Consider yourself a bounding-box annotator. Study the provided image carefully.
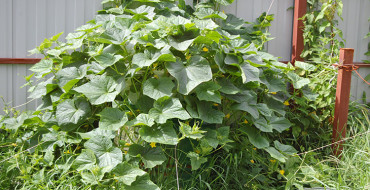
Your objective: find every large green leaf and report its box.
[187,152,207,170]
[143,77,175,100]
[98,107,128,131]
[168,36,195,51]
[74,75,123,105]
[124,175,160,190]
[73,149,96,171]
[232,102,259,119]
[274,141,298,155]
[287,72,310,89]
[56,98,91,130]
[78,128,116,139]
[194,81,221,104]
[295,61,316,71]
[132,46,175,68]
[194,8,227,20]
[264,147,287,162]
[94,53,123,69]
[84,136,123,169]
[217,78,240,94]
[254,117,273,133]
[239,126,269,149]
[112,162,147,186]
[127,114,155,127]
[197,101,224,124]
[148,96,190,124]
[269,117,292,133]
[128,144,166,168]
[139,122,179,145]
[240,62,261,83]
[55,65,87,91]
[29,59,53,78]
[166,56,212,95]
[215,0,234,5]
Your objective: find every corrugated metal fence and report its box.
[0,0,369,113]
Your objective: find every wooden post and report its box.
[291,0,307,65]
[332,48,354,156]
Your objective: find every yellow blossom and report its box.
[153,63,158,68]
[136,109,140,113]
[76,146,81,150]
[124,151,127,154]
[195,149,201,154]
[225,113,231,119]
[250,160,255,164]
[154,75,159,79]
[283,101,290,106]
[185,121,190,125]
[125,143,131,146]
[64,150,71,154]
[213,103,219,106]
[270,159,276,163]
[253,148,256,150]
[150,142,156,148]
[302,131,308,136]
[202,47,209,52]
[11,143,17,147]
[186,55,191,60]
[270,92,277,95]
[243,120,248,124]
[222,10,225,14]
[279,170,285,175]
[84,124,89,128]
[128,111,133,116]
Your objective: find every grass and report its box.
[286,104,370,189]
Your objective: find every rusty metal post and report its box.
[332,48,354,156]
[291,0,307,65]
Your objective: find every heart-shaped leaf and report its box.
[98,107,128,131]
[139,122,179,145]
[166,56,212,95]
[143,77,175,100]
[149,97,190,124]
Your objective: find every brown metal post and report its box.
[332,48,354,156]
[291,0,307,65]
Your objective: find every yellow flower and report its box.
[64,150,71,154]
[222,10,225,14]
[302,131,308,136]
[124,150,127,154]
[185,121,190,125]
[250,160,255,164]
[195,149,201,154]
[186,55,191,60]
[270,159,276,163]
[153,63,158,68]
[150,142,156,148]
[11,143,17,147]
[279,170,285,175]
[202,47,209,52]
[154,75,159,79]
[283,101,290,106]
[243,120,248,124]
[128,111,133,116]
[253,148,256,150]
[270,92,277,95]
[213,103,219,106]
[84,124,89,128]
[125,143,131,146]
[225,113,231,119]
[76,146,81,150]
[136,109,140,113]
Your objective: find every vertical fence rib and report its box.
[332,48,354,156]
